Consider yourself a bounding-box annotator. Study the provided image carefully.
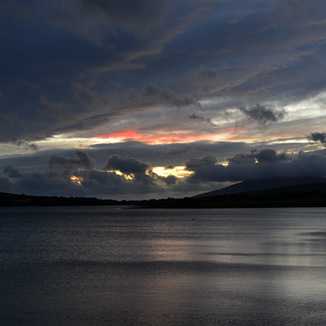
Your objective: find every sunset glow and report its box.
[71,176,83,185]
[106,170,135,180]
[152,166,193,178]
[97,129,239,145]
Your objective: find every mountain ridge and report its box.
[193,176,326,198]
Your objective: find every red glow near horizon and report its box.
[101,131,139,139]
[97,129,237,145]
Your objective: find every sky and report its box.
[1,0,326,199]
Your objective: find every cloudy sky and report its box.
[1,0,326,199]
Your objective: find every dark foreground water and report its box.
[1,207,326,325]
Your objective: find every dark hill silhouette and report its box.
[140,177,326,208]
[0,192,119,206]
[193,176,326,198]
[2,176,326,208]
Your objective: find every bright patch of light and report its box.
[267,138,309,145]
[106,170,134,180]
[284,91,326,120]
[152,166,193,178]
[71,176,83,185]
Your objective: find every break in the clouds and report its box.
[1,0,326,198]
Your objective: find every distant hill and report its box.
[0,192,120,206]
[140,180,326,208]
[2,176,326,208]
[194,176,326,198]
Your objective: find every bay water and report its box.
[1,206,326,325]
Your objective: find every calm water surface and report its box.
[1,206,326,325]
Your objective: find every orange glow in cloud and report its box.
[71,176,83,185]
[97,129,238,145]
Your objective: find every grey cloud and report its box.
[88,140,251,167]
[309,132,326,145]
[3,166,23,179]
[0,177,14,193]
[227,153,256,165]
[127,85,198,108]
[196,66,218,81]
[185,155,217,171]
[2,146,326,199]
[0,165,159,198]
[186,149,326,184]
[0,170,82,197]
[254,149,288,163]
[49,150,95,170]
[239,104,285,128]
[79,0,169,31]
[18,172,83,196]
[0,1,207,142]
[0,140,250,175]
[146,169,177,186]
[14,139,39,151]
[228,149,288,165]
[46,0,170,34]
[189,114,214,125]
[74,169,123,187]
[103,154,149,175]
[39,96,73,120]
[0,0,29,21]
[163,175,177,185]
[2,0,324,144]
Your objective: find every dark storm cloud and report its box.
[0,0,29,21]
[0,169,83,197]
[309,132,326,145]
[196,67,218,81]
[0,161,158,198]
[254,149,288,163]
[185,149,326,184]
[49,150,95,170]
[79,0,169,30]
[228,149,289,165]
[103,154,149,175]
[0,140,251,174]
[0,0,210,141]
[89,140,251,168]
[3,166,23,179]
[239,104,285,128]
[126,85,199,108]
[45,0,171,37]
[1,0,326,143]
[1,146,326,199]
[1,0,326,201]
[185,155,217,171]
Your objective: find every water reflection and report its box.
[2,207,326,325]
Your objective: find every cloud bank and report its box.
[0,147,326,199]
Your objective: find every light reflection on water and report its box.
[1,207,326,325]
